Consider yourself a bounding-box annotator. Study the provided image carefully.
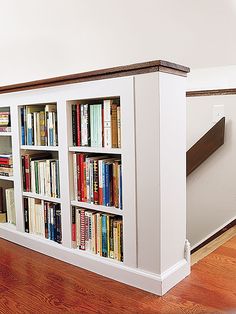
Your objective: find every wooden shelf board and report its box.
[21,145,59,151]
[69,146,122,154]
[23,192,61,203]
[71,200,123,216]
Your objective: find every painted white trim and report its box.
[0,225,190,296]
[191,215,236,250]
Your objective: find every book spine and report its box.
[24,198,29,233]
[97,105,102,147]
[39,111,45,146]
[56,206,61,244]
[76,208,81,248]
[72,104,77,146]
[21,108,25,145]
[44,202,48,239]
[93,160,99,205]
[85,211,89,251]
[76,154,81,201]
[76,104,81,146]
[117,106,121,148]
[119,165,122,209]
[96,213,101,255]
[80,209,85,250]
[73,154,78,200]
[102,214,107,257]
[24,155,30,192]
[90,105,94,147]
[89,160,94,203]
[111,104,118,148]
[103,100,112,148]
[98,160,103,205]
[27,113,33,145]
[72,206,76,247]
[109,217,114,259]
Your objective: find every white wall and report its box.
[1,0,236,85]
[187,95,236,248]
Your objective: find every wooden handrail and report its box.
[187,117,225,176]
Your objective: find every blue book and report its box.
[49,128,54,146]
[105,163,110,206]
[47,205,51,240]
[21,108,25,145]
[102,214,107,257]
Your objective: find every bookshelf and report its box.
[0,60,190,295]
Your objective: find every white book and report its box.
[104,100,112,148]
[117,106,121,148]
[6,188,15,224]
[33,112,38,146]
[45,160,51,197]
[96,104,102,147]
[81,104,89,146]
[30,161,35,193]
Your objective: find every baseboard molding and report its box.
[191,216,236,254]
[0,224,190,296]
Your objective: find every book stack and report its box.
[0,111,10,131]
[24,198,61,243]
[72,207,123,261]
[73,153,122,208]
[22,153,60,198]
[72,99,121,148]
[0,154,13,177]
[21,104,58,146]
[6,187,15,224]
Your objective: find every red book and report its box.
[80,209,85,250]
[93,160,99,205]
[80,154,85,202]
[24,155,30,192]
[71,207,76,242]
[76,154,81,201]
[76,104,81,146]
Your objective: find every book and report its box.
[104,100,112,148]
[5,188,15,225]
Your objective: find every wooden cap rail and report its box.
[0,60,190,94]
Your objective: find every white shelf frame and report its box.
[71,200,123,216]
[21,145,59,151]
[22,192,61,203]
[0,175,14,181]
[0,132,12,137]
[69,146,122,154]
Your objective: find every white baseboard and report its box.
[0,225,190,296]
[191,215,236,251]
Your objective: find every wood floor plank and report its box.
[0,236,236,313]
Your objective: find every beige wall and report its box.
[187,95,236,247]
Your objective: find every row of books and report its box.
[72,207,123,261]
[22,153,60,198]
[21,104,58,146]
[73,153,122,208]
[0,154,13,177]
[72,100,121,148]
[24,197,62,243]
[0,187,15,224]
[0,111,10,127]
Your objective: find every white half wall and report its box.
[187,94,236,247]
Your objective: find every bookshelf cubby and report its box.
[0,60,190,295]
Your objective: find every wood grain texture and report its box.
[191,225,236,265]
[187,88,236,97]
[187,117,225,176]
[0,60,190,95]
[0,236,236,313]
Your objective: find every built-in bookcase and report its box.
[0,106,15,226]
[0,61,190,295]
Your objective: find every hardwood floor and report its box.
[0,236,236,313]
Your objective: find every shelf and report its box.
[21,145,59,151]
[23,192,61,203]
[0,175,14,181]
[71,200,123,216]
[69,146,122,154]
[0,132,12,136]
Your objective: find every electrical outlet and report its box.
[213,105,224,123]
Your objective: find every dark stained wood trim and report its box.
[191,219,236,254]
[187,88,236,97]
[0,60,190,94]
[186,117,225,176]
